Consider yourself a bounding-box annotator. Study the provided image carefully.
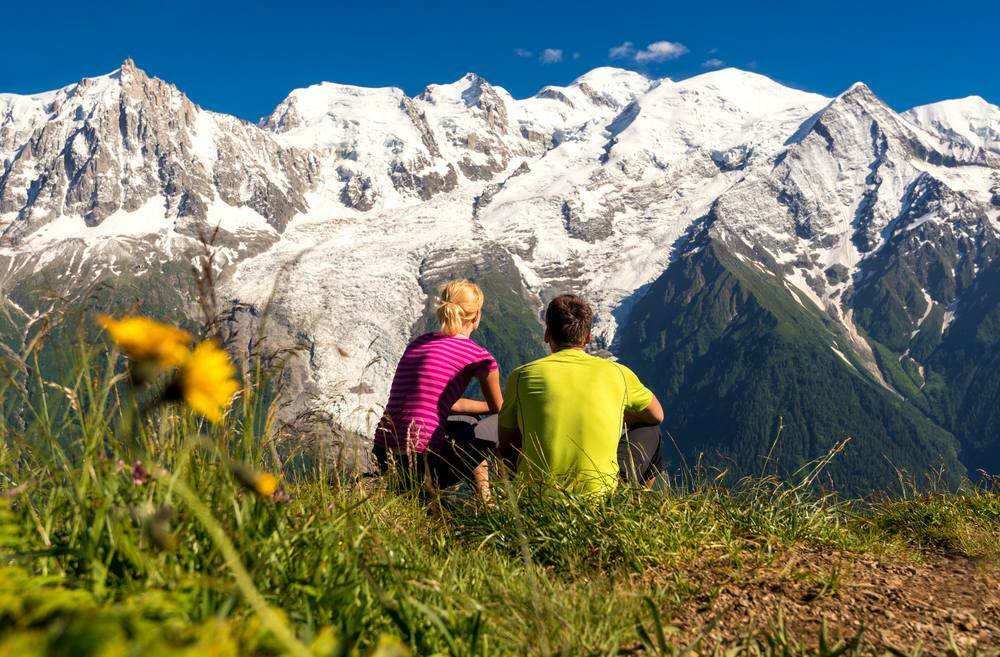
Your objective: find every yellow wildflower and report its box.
[96,315,193,369]
[253,473,279,497]
[230,462,279,498]
[178,341,239,423]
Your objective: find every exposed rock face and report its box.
[399,97,442,158]
[340,173,378,210]
[472,161,531,217]
[561,199,616,243]
[389,161,458,201]
[711,144,753,171]
[0,60,313,243]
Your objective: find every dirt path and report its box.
[665,549,1000,653]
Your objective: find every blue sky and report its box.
[2,0,997,121]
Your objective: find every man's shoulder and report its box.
[510,355,549,376]
[573,356,646,390]
[514,351,624,375]
[609,360,639,377]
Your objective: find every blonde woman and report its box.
[374,280,503,501]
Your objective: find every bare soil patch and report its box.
[666,549,1000,653]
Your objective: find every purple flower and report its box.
[131,461,149,486]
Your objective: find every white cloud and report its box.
[634,41,688,63]
[708,47,719,55]
[572,51,581,60]
[702,58,725,68]
[539,48,563,63]
[513,48,533,58]
[609,41,635,59]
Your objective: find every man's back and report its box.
[498,349,653,494]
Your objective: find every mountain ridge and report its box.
[2,60,999,489]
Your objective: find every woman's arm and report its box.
[450,398,490,414]
[449,369,504,415]
[478,369,503,414]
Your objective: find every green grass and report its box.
[0,312,997,656]
[868,490,1000,561]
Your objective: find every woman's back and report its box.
[375,332,497,452]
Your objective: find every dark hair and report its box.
[545,294,593,347]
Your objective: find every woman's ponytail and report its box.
[436,301,465,336]
[434,280,484,336]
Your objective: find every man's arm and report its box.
[624,393,664,427]
[498,424,523,473]
[498,424,522,452]
[496,369,522,473]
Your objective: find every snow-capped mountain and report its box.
[2,61,999,488]
[905,95,1000,155]
[0,60,314,244]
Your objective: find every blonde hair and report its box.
[434,279,484,336]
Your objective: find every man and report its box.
[498,294,665,495]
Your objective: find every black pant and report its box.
[373,415,496,489]
[617,424,664,485]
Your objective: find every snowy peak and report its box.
[799,81,901,145]
[563,67,654,109]
[0,61,314,243]
[791,79,956,163]
[832,82,911,124]
[678,67,799,95]
[64,59,192,121]
[720,81,927,261]
[569,66,650,87]
[707,75,1000,337]
[416,72,498,108]
[0,59,183,153]
[601,68,828,176]
[263,78,456,210]
[802,82,1000,169]
[905,95,1000,154]
[264,81,410,130]
[262,81,421,147]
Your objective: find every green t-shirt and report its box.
[498,349,654,495]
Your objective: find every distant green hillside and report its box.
[617,233,964,495]
[848,223,1000,477]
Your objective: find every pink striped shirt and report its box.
[375,332,498,452]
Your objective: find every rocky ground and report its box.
[666,548,1000,653]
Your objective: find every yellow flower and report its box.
[230,463,279,498]
[253,473,279,497]
[96,315,193,369]
[178,341,239,423]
